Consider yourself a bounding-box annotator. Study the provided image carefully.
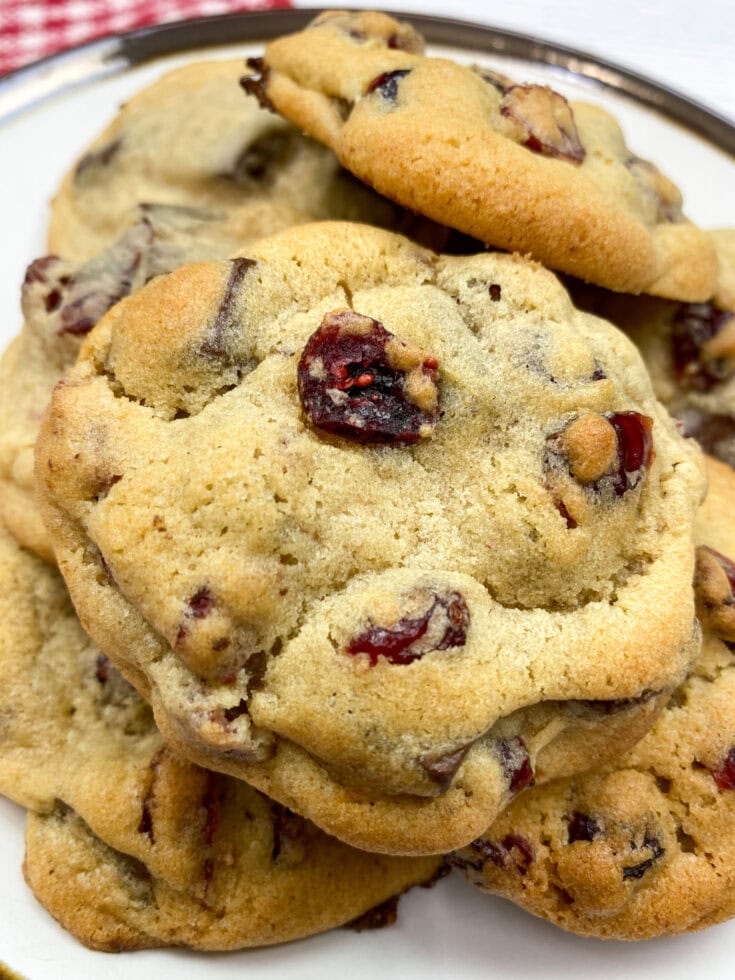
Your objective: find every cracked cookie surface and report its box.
[249,10,716,301]
[452,455,735,939]
[36,221,705,855]
[0,523,438,951]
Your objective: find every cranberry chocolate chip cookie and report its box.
[452,455,735,940]
[246,10,716,301]
[0,523,438,951]
[49,58,400,261]
[37,222,704,855]
[0,204,257,562]
[574,229,735,470]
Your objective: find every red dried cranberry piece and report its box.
[498,736,535,794]
[298,310,440,444]
[671,303,735,391]
[365,69,411,101]
[188,587,215,618]
[606,412,654,496]
[567,811,601,843]
[500,85,585,163]
[95,653,111,684]
[712,747,735,790]
[347,592,469,666]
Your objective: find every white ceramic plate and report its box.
[1,12,735,979]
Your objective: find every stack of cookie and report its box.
[2,9,735,953]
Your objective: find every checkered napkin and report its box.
[0,0,292,75]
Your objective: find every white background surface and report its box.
[1,4,735,979]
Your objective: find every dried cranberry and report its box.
[606,412,654,495]
[498,736,535,794]
[188,587,215,618]
[347,592,469,666]
[95,653,110,684]
[298,310,440,444]
[365,69,411,101]
[712,747,735,790]
[500,85,585,163]
[567,811,601,843]
[671,303,735,391]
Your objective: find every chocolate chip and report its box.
[240,57,274,112]
[420,743,472,792]
[498,736,535,794]
[365,69,411,102]
[198,257,256,361]
[566,811,601,843]
[74,138,123,181]
[344,895,400,931]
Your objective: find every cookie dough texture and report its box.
[0,524,438,951]
[49,58,399,260]
[0,204,255,562]
[453,455,735,940]
[37,221,705,855]
[253,10,715,301]
[576,229,735,470]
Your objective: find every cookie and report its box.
[452,454,735,940]
[573,229,735,470]
[48,58,404,261]
[36,221,705,855]
[246,10,716,301]
[0,203,264,562]
[23,802,437,952]
[0,522,438,951]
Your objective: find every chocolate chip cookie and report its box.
[36,222,705,855]
[0,204,259,561]
[49,58,400,261]
[452,455,735,939]
[246,10,716,301]
[0,522,438,950]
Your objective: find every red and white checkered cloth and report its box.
[0,0,292,75]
